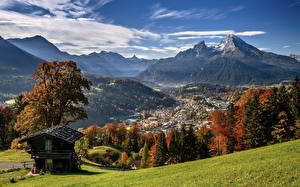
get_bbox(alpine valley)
[0,34,300,127]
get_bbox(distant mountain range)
[0,36,42,75]
[137,35,300,85]
[1,34,300,85]
[1,34,299,127]
[7,35,157,77]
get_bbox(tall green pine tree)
[291,77,300,120]
[154,132,168,167]
[185,125,197,161]
[244,93,267,147]
[262,87,279,143]
[178,125,187,162]
[271,85,295,141]
[141,141,149,168]
[168,129,179,164]
[225,102,236,153]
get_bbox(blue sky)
[0,0,299,59]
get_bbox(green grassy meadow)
[88,146,121,155]
[0,150,32,162]
[0,169,30,186]
[87,146,122,166]
[1,139,299,186]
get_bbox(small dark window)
[45,139,52,153]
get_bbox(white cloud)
[92,0,114,10]
[258,48,269,51]
[235,31,266,36]
[150,4,195,19]
[0,0,15,8]
[297,42,300,45]
[0,1,267,59]
[168,30,235,36]
[150,47,167,53]
[283,45,290,48]
[206,42,219,46]
[0,10,160,55]
[0,0,113,19]
[177,36,225,40]
[231,6,245,12]
[130,46,150,51]
[150,4,246,20]
[163,44,194,53]
[168,30,266,40]
[150,4,226,20]
[160,34,176,44]
[164,46,180,51]
[121,53,155,59]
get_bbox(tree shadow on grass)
[52,169,104,176]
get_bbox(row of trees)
[80,122,213,168]
[209,77,300,155]
[0,106,14,148]
[0,95,24,149]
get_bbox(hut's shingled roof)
[20,125,84,144]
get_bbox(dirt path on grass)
[0,162,131,171]
[89,165,131,171]
[0,162,34,169]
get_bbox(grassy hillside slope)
[88,146,121,155]
[0,150,32,162]
[4,139,299,186]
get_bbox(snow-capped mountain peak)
[216,34,239,52]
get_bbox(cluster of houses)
[133,97,229,133]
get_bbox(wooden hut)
[20,125,83,172]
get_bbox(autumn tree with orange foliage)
[148,141,157,167]
[0,106,13,147]
[14,61,91,136]
[121,152,129,164]
[117,123,127,146]
[125,123,140,152]
[84,124,100,148]
[166,129,180,164]
[209,110,228,155]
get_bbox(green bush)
[104,150,120,162]
[131,153,140,160]
[88,153,113,166]
[9,177,16,183]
